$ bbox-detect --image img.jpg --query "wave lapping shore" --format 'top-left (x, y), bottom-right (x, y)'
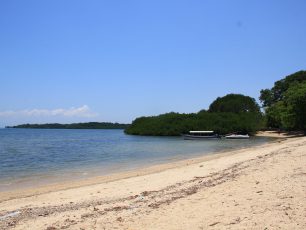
top-left (0, 135), bottom-right (306, 229)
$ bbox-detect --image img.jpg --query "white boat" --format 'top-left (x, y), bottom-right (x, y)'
top-left (183, 131), bottom-right (220, 140)
top-left (225, 133), bottom-right (250, 139)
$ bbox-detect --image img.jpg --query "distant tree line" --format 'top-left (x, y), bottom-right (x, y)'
top-left (125, 94), bottom-right (263, 136)
top-left (6, 122), bottom-right (130, 129)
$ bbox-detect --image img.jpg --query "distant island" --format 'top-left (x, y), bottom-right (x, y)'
top-left (6, 122), bottom-right (130, 129)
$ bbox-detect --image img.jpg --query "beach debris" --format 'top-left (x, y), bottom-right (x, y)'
top-left (148, 203), bottom-right (159, 209)
top-left (38, 211), bottom-right (49, 217)
top-left (104, 206), bottom-right (129, 212)
top-left (0, 211), bottom-right (21, 221)
top-left (140, 190), bottom-right (158, 197)
top-left (229, 217), bottom-right (241, 225)
top-left (141, 191), bottom-right (150, 196)
top-left (127, 194), bottom-right (139, 200)
top-left (81, 213), bottom-right (95, 219)
top-left (46, 227), bottom-right (57, 230)
top-left (209, 221), bottom-right (220, 226)
top-left (116, 217), bottom-right (124, 222)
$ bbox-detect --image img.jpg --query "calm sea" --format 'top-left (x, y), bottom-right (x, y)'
top-left (0, 129), bottom-right (273, 191)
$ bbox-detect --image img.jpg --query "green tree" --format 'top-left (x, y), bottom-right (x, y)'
top-left (264, 102), bottom-right (286, 129)
top-left (259, 70), bottom-right (306, 133)
top-left (209, 94), bottom-right (261, 114)
top-left (259, 89), bottom-right (274, 107)
top-left (260, 71), bottom-right (306, 106)
top-left (281, 83), bottom-right (306, 132)
top-left (125, 94), bottom-right (263, 136)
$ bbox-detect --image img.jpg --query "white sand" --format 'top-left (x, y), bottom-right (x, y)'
top-left (0, 134), bottom-right (305, 229)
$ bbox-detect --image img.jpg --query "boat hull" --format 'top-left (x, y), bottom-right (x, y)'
top-left (183, 134), bottom-right (220, 140)
top-left (225, 135), bottom-right (250, 139)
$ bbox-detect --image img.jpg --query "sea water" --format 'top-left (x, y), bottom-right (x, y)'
top-left (0, 129), bottom-right (274, 191)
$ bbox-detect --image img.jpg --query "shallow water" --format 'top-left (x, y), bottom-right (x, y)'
top-left (0, 129), bottom-right (274, 191)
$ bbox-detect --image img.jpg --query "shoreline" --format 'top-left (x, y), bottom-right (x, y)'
top-left (1, 133), bottom-right (305, 229)
top-left (0, 130), bottom-right (274, 195)
top-left (0, 135), bottom-right (282, 203)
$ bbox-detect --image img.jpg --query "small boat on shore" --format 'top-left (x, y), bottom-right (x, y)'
top-left (183, 131), bottom-right (220, 140)
top-left (224, 133), bottom-right (250, 139)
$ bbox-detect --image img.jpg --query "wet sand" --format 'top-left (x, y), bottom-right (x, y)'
top-left (0, 133), bottom-right (305, 229)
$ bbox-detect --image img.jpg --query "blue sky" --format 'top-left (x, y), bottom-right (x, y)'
top-left (0, 0), bottom-right (305, 126)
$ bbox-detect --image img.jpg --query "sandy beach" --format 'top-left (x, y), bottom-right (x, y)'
top-left (0, 134), bottom-right (305, 229)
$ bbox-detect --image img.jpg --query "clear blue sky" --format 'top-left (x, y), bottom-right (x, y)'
top-left (0, 0), bottom-right (305, 126)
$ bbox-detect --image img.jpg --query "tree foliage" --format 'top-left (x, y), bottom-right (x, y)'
top-left (260, 71), bottom-right (306, 107)
top-left (281, 83), bottom-right (306, 131)
top-left (209, 94), bottom-right (261, 114)
top-left (260, 71), bottom-right (306, 132)
top-left (125, 94), bottom-right (263, 136)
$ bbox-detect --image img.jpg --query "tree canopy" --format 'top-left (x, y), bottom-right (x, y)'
top-left (209, 94), bottom-right (261, 114)
top-left (125, 94), bottom-right (263, 136)
top-left (260, 71), bottom-right (306, 107)
top-left (260, 71), bottom-right (306, 132)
